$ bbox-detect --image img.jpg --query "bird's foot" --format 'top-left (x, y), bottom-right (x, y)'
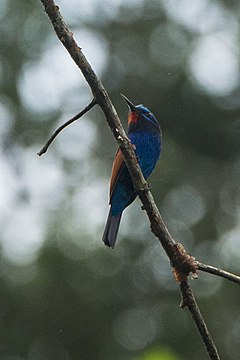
top-left (139, 183), bottom-right (151, 210)
top-left (145, 182), bottom-right (151, 191)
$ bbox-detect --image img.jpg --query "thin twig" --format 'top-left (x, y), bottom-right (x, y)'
top-left (198, 262), bottom-right (240, 285)
top-left (180, 281), bottom-right (220, 360)
top-left (38, 98), bottom-right (97, 156)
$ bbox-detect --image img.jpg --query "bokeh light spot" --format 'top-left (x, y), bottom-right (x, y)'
top-left (162, 184), bottom-right (206, 227)
top-left (188, 33), bottom-right (239, 96)
top-left (113, 308), bottom-right (157, 351)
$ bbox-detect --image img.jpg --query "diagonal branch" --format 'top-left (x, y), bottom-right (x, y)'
top-left (38, 98), bottom-right (97, 156)
top-left (39, 2), bottom-right (224, 359)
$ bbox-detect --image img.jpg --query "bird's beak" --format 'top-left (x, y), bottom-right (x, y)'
top-left (121, 94), bottom-right (137, 112)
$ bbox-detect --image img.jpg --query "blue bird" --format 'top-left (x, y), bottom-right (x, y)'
top-left (102, 94), bottom-right (162, 248)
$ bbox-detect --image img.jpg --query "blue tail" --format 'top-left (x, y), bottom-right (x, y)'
top-left (102, 208), bottom-right (122, 248)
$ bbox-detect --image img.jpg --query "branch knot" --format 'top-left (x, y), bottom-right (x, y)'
top-left (171, 243), bottom-right (198, 283)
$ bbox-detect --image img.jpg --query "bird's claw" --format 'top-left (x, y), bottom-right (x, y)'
top-left (146, 182), bottom-right (151, 191)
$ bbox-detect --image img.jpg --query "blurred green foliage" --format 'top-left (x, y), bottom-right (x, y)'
top-left (0, 0), bottom-right (240, 359)
top-left (139, 347), bottom-right (181, 360)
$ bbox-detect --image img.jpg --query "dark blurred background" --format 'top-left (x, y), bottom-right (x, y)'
top-left (1, 0), bottom-right (240, 359)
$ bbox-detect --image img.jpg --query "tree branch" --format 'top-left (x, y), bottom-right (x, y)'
top-left (38, 98), bottom-right (97, 156)
top-left (39, 1), bottom-right (226, 359)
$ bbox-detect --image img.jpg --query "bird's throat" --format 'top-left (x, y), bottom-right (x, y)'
top-left (128, 112), bottom-right (139, 125)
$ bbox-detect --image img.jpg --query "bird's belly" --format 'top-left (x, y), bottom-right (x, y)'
top-left (133, 133), bottom-right (161, 179)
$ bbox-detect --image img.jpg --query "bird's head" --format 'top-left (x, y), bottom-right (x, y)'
top-left (121, 94), bottom-right (161, 134)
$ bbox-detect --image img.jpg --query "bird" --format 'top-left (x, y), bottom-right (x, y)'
top-left (102, 94), bottom-right (162, 248)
